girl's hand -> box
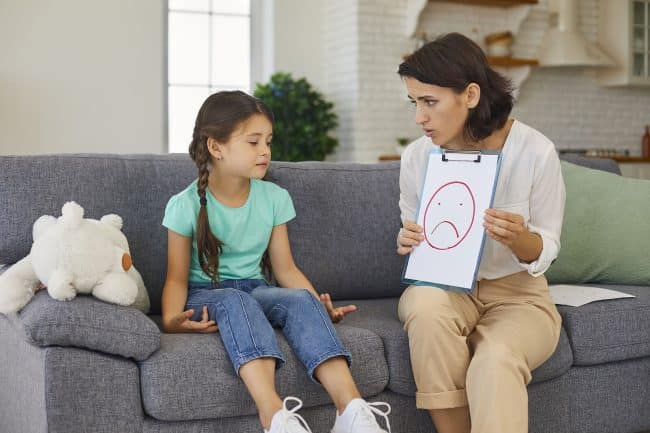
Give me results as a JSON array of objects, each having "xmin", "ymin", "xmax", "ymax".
[
  {"xmin": 397, "ymin": 220, "xmax": 424, "ymax": 255},
  {"xmin": 319, "ymin": 293, "xmax": 357, "ymax": 323},
  {"xmin": 483, "ymin": 209, "xmax": 526, "ymax": 248},
  {"xmin": 164, "ymin": 306, "xmax": 219, "ymax": 333}
]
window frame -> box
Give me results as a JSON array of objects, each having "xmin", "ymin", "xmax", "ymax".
[{"xmin": 164, "ymin": 0, "xmax": 272, "ymax": 153}]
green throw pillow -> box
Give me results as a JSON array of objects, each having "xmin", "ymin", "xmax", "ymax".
[{"xmin": 545, "ymin": 161, "xmax": 650, "ymax": 285}]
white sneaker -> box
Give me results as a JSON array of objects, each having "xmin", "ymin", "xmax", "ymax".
[
  {"xmin": 265, "ymin": 397, "xmax": 313, "ymax": 433},
  {"xmin": 330, "ymin": 398, "xmax": 392, "ymax": 433}
]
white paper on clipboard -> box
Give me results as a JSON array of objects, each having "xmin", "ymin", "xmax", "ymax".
[{"xmin": 402, "ymin": 149, "xmax": 502, "ymax": 292}]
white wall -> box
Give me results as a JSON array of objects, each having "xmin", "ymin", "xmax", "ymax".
[
  {"xmin": 323, "ymin": 0, "xmax": 360, "ymax": 161},
  {"xmin": 272, "ymin": 0, "xmax": 326, "ymax": 92},
  {"xmin": 321, "ymin": 0, "xmax": 650, "ymax": 162},
  {"xmin": 4, "ymin": 0, "xmax": 647, "ymax": 160},
  {"xmin": 419, "ymin": 0, "xmax": 650, "ymax": 156},
  {"xmin": 0, "ymin": 0, "xmax": 166, "ymax": 155},
  {"xmin": 512, "ymin": 0, "xmax": 650, "ymax": 155},
  {"xmin": 0, "ymin": 0, "xmax": 325, "ymax": 157}
]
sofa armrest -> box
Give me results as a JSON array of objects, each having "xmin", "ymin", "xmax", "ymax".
[
  {"xmin": 18, "ymin": 291, "xmax": 160, "ymax": 361},
  {"xmin": 1, "ymin": 314, "xmax": 145, "ymax": 433}
]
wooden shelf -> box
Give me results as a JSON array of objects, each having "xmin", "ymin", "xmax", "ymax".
[
  {"xmin": 429, "ymin": 0, "xmax": 538, "ymax": 6},
  {"xmin": 406, "ymin": 0, "xmax": 536, "ymax": 37},
  {"xmin": 487, "ymin": 56, "xmax": 538, "ymax": 67},
  {"xmin": 379, "ymin": 154, "xmax": 401, "ymax": 161},
  {"xmin": 404, "ymin": 0, "xmax": 540, "ymax": 95},
  {"xmin": 608, "ymin": 156, "xmax": 650, "ymax": 163}
]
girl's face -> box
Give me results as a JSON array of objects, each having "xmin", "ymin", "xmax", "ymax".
[
  {"xmin": 404, "ymin": 76, "xmax": 479, "ymax": 149},
  {"xmin": 209, "ymin": 114, "xmax": 273, "ymax": 179}
]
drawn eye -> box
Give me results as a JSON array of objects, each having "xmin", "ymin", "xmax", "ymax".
[
  {"xmin": 459, "ymin": 203, "xmax": 463, "ymax": 206},
  {"xmin": 437, "ymin": 202, "xmax": 441, "ymax": 205}
]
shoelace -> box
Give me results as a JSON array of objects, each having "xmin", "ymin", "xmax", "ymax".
[
  {"xmin": 354, "ymin": 401, "xmax": 392, "ymax": 433},
  {"xmin": 278, "ymin": 396, "xmax": 313, "ymax": 433}
]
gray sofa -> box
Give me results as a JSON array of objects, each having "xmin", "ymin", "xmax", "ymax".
[{"xmin": 0, "ymin": 154, "xmax": 648, "ymax": 433}]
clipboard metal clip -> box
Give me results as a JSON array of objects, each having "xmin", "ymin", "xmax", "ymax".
[{"xmin": 442, "ymin": 150, "xmax": 481, "ymax": 163}]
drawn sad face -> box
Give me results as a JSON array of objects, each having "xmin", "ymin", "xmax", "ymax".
[{"xmin": 423, "ymin": 181, "xmax": 476, "ymax": 250}]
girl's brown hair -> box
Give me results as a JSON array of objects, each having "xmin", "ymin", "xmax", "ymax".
[
  {"xmin": 398, "ymin": 32, "xmax": 514, "ymax": 142},
  {"xmin": 188, "ymin": 90, "xmax": 274, "ymax": 283}
]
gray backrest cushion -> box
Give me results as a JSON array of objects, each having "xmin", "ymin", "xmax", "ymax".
[
  {"xmin": 0, "ymin": 154, "xmax": 196, "ymax": 314},
  {"xmin": 0, "ymin": 154, "xmax": 620, "ymax": 311},
  {"xmin": 0, "ymin": 155, "xmax": 406, "ymax": 313},
  {"xmin": 267, "ymin": 161, "xmax": 406, "ymax": 300},
  {"xmin": 558, "ymin": 154, "xmax": 621, "ymax": 175}
]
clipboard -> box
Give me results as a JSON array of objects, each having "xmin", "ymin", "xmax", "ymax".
[{"xmin": 401, "ymin": 148, "xmax": 502, "ymax": 292}]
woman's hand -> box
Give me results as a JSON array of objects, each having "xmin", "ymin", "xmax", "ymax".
[
  {"xmin": 396, "ymin": 220, "xmax": 424, "ymax": 255},
  {"xmin": 483, "ymin": 208, "xmax": 526, "ymax": 248},
  {"xmin": 163, "ymin": 306, "xmax": 219, "ymax": 333},
  {"xmin": 484, "ymin": 208, "xmax": 543, "ymax": 263},
  {"xmin": 319, "ymin": 293, "xmax": 357, "ymax": 323}
]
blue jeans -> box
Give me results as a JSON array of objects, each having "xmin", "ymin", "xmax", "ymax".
[{"xmin": 185, "ymin": 279, "xmax": 352, "ymax": 383}]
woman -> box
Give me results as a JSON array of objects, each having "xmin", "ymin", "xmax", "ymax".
[{"xmin": 395, "ymin": 33, "xmax": 565, "ymax": 433}]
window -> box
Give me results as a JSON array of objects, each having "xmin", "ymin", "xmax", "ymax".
[{"xmin": 167, "ymin": 0, "xmax": 251, "ymax": 153}]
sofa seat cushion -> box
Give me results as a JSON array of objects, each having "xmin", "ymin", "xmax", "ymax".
[
  {"xmin": 557, "ymin": 285, "xmax": 650, "ymax": 365},
  {"xmin": 342, "ymin": 298, "xmax": 574, "ymax": 397},
  {"xmin": 18, "ymin": 291, "xmax": 160, "ymax": 361},
  {"xmin": 140, "ymin": 324, "xmax": 389, "ymax": 421}
]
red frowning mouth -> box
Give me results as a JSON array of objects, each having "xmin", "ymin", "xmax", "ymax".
[{"xmin": 430, "ymin": 220, "xmax": 460, "ymax": 238}]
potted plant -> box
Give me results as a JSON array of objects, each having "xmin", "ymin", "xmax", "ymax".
[
  {"xmin": 254, "ymin": 72, "xmax": 338, "ymax": 161},
  {"xmin": 396, "ymin": 137, "xmax": 411, "ymax": 155}
]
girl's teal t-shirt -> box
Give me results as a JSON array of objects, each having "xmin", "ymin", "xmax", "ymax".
[{"xmin": 162, "ymin": 179, "xmax": 296, "ymax": 283}]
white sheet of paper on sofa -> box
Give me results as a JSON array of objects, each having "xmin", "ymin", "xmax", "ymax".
[
  {"xmin": 403, "ymin": 150, "xmax": 501, "ymax": 292},
  {"xmin": 549, "ymin": 285, "xmax": 635, "ymax": 307}
]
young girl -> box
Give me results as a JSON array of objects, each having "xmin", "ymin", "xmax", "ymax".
[
  {"xmin": 161, "ymin": 91, "xmax": 391, "ymax": 433},
  {"xmin": 395, "ymin": 34, "xmax": 565, "ymax": 433}
]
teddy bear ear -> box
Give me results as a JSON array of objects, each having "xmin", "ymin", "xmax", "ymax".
[
  {"xmin": 59, "ymin": 201, "xmax": 84, "ymax": 229},
  {"xmin": 33, "ymin": 215, "xmax": 57, "ymax": 240},
  {"xmin": 100, "ymin": 214, "xmax": 123, "ymax": 231}
]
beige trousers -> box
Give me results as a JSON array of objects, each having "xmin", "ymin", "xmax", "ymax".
[{"xmin": 397, "ymin": 271, "xmax": 562, "ymax": 433}]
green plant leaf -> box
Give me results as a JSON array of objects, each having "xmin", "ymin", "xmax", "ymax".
[{"xmin": 254, "ymin": 72, "xmax": 339, "ymax": 161}]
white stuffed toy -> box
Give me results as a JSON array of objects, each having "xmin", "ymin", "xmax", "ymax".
[{"xmin": 0, "ymin": 201, "xmax": 150, "ymax": 314}]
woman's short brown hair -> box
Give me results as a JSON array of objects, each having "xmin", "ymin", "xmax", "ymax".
[{"xmin": 398, "ymin": 32, "xmax": 514, "ymax": 142}]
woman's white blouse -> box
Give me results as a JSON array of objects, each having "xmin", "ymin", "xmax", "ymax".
[{"xmin": 399, "ymin": 120, "xmax": 566, "ymax": 279}]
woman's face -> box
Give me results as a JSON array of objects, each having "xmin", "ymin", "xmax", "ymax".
[{"xmin": 404, "ymin": 76, "xmax": 476, "ymax": 149}]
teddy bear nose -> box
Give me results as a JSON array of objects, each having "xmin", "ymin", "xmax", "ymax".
[{"xmin": 122, "ymin": 253, "xmax": 132, "ymax": 271}]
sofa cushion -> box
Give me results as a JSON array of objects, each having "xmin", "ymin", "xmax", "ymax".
[
  {"xmin": 546, "ymin": 161, "xmax": 650, "ymax": 285},
  {"xmin": 558, "ymin": 154, "xmax": 621, "ymax": 175},
  {"xmin": 0, "ymin": 156, "xmax": 408, "ymax": 310},
  {"xmin": 341, "ymin": 297, "xmax": 573, "ymax": 397},
  {"xmin": 266, "ymin": 162, "xmax": 407, "ymax": 300},
  {"xmin": 18, "ymin": 291, "xmax": 160, "ymax": 361},
  {"xmin": 339, "ymin": 298, "xmax": 414, "ymax": 395},
  {"xmin": 140, "ymin": 324, "xmax": 389, "ymax": 421},
  {"xmin": 557, "ymin": 285, "xmax": 650, "ymax": 365},
  {"xmin": 0, "ymin": 154, "xmax": 197, "ymax": 315}
]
